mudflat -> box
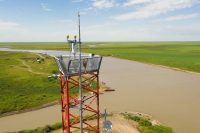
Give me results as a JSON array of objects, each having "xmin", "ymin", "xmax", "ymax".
[{"xmin": 0, "ymin": 57, "xmax": 200, "ymax": 133}]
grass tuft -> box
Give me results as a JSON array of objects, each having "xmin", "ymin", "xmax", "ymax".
[{"xmin": 122, "ymin": 113, "xmax": 173, "ymax": 133}]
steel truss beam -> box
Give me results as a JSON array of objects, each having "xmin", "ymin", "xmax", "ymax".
[{"xmin": 59, "ymin": 72, "xmax": 100, "ymax": 133}]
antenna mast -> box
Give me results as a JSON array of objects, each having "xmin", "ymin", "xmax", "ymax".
[
  {"xmin": 78, "ymin": 11, "xmax": 83, "ymax": 133},
  {"xmin": 78, "ymin": 12, "xmax": 81, "ymax": 45}
]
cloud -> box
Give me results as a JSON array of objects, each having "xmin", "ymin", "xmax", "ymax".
[
  {"xmin": 79, "ymin": 0, "xmax": 115, "ymax": 14},
  {"xmin": 0, "ymin": 20, "xmax": 30, "ymax": 42},
  {"xmin": 1, "ymin": 20, "xmax": 199, "ymax": 41},
  {"xmin": 164, "ymin": 13, "xmax": 199, "ymax": 21},
  {"xmin": 72, "ymin": 0, "xmax": 83, "ymax": 2},
  {"xmin": 123, "ymin": 0, "xmax": 151, "ymax": 7},
  {"xmin": 91, "ymin": 0, "xmax": 114, "ymax": 9},
  {"xmin": 82, "ymin": 20, "xmax": 200, "ymax": 41},
  {"xmin": 114, "ymin": 0, "xmax": 199, "ymax": 21},
  {"xmin": 41, "ymin": 3, "xmax": 52, "ymax": 12},
  {"xmin": 0, "ymin": 21, "xmax": 20, "ymax": 30}
]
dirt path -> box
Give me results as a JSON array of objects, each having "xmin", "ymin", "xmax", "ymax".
[
  {"xmin": 1, "ymin": 57, "xmax": 200, "ymax": 133},
  {"xmin": 19, "ymin": 59, "xmax": 49, "ymax": 75},
  {"xmin": 36, "ymin": 53, "xmax": 45, "ymax": 59}
]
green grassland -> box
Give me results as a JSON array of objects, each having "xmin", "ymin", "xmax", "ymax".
[
  {"xmin": 0, "ymin": 42, "xmax": 68, "ymax": 50},
  {"xmin": 84, "ymin": 42, "xmax": 200, "ymax": 73},
  {"xmin": 122, "ymin": 113, "xmax": 173, "ymax": 133},
  {"xmin": 1, "ymin": 42, "xmax": 200, "ymax": 73},
  {"xmin": 0, "ymin": 50, "xmax": 97, "ymax": 114},
  {"xmin": 0, "ymin": 51, "xmax": 59, "ymax": 114}
]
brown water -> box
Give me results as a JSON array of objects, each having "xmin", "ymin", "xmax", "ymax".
[
  {"xmin": 100, "ymin": 57, "xmax": 200, "ymax": 133},
  {"xmin": 0, "ymin": 53, "xmax": 200, "ymax": 133}
]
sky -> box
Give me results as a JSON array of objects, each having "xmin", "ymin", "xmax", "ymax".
[{"xmin": 0, "ymin": 0, "xmax": 200, "ymax": 42}]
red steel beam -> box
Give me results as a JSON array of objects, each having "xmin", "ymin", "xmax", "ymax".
[{"xmin": 59, "ymin": 72, "xmax": 100, "ymax": 133}]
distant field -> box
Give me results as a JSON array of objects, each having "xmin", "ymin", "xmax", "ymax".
[
  {"xmin": 1, "ymin": 42, "xmax": 200, "ymax": 73},
  {"xmin": 0, "ymin": 51, "xmax": 59, "ymax": 114},
  {"xmin": 84, "ymin": 42, "xmax": 200, "ymax": 73}
]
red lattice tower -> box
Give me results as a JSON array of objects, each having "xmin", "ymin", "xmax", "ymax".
[{"xmin": 55, "ymin": 56, "xmax": 102, "ymax": 133}]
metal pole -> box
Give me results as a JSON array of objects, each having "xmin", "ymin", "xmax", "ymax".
[
  {"xmin": 78, "ymin": 12, "xmax": 83, "ymax": 133},
  {"xmin": 104, "ymin": 108, "xmax": 107, "ymax": 133},
  {"xmin": 104, "ymin": 108, "xmax": 107, "ymax": 121},
  {"xmin": 97, "ymin": 75, "xmax": 100, "ymax": 133}
]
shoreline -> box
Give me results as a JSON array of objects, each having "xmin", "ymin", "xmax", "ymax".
[
  {"xmin": 0, "ymin": 81, "xmax": 110, "ymax": 118},
  {"xmin": 110, "ymin": 56, "xmax": 200, "ymax": 76},
  {"xmin": 9, "ymin": 112, "xmax": 172, "ymax": 133},
  {"xmin": 0, "ymin": 101, "xmax": 59, "ymax": 118}
]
